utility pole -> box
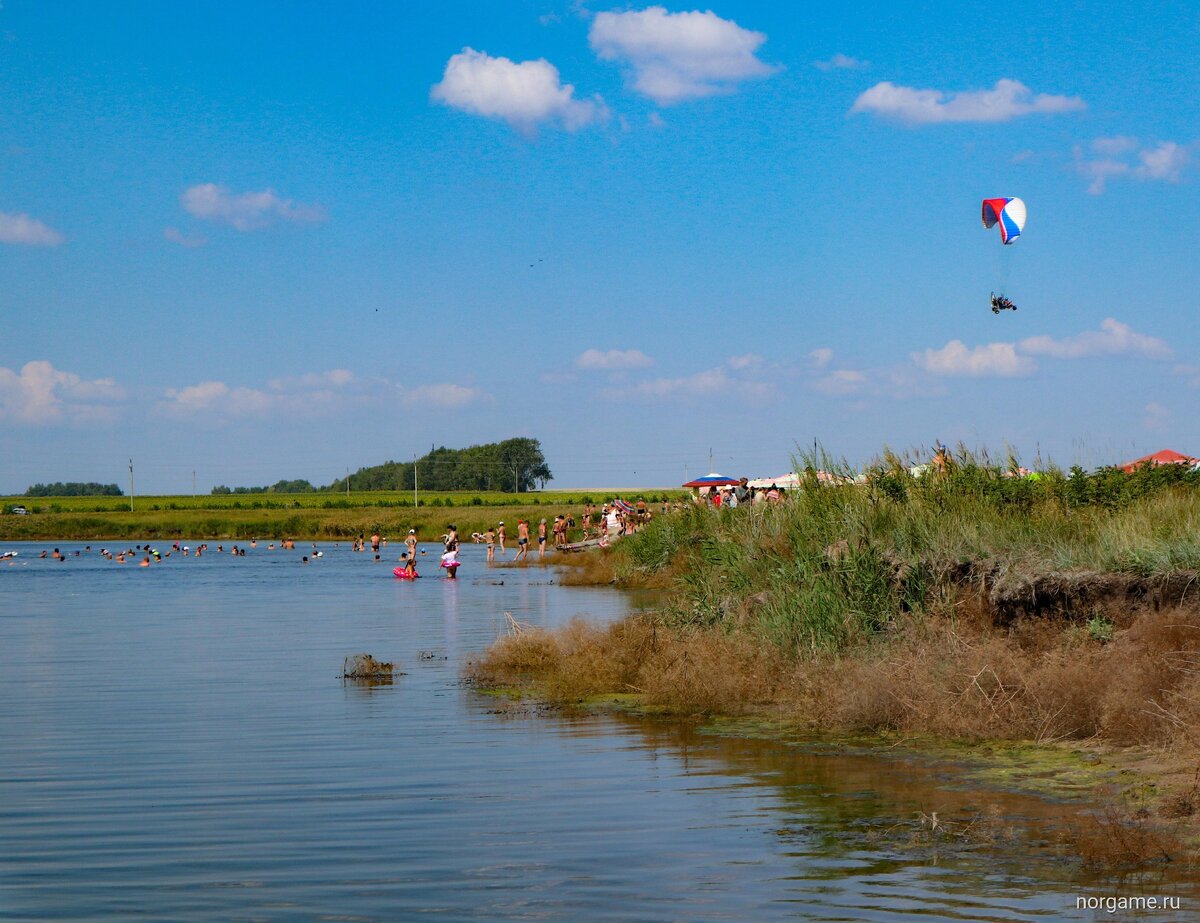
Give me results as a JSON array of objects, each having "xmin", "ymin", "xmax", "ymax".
[
  {"xmin": 413, "ymin": 453, "xmax": 418, "ymax": 508},
  {"xmin": 128, "ymin": 459, "xmax": 134, "ymax": 512},
  {"xmin": 345, "ymin": 467, "xmax": 350, "ymax": 497},
  {"xmin": 708, "ymin": 447, "xmax": 713, "ymax": 473}
]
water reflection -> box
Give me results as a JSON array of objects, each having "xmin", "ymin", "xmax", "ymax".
[{"xmin": 1, "ymin": 540, "xmax": 1197, "ymax": 921}]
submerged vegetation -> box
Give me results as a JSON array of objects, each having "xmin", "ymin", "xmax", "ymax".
[{"xmin": 473, "ymin": 448, "xmax": 1200, "ymax": 862}]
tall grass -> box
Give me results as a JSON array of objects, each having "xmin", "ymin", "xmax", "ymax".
[{"xmin": 581, "ymin": 449, "xmax": 1200, "ymax": 653}]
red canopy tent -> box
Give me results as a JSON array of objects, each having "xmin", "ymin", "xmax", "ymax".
[{"xmin": 1118, "ymin": 449, "xmax": 1198, "ymax": 473}]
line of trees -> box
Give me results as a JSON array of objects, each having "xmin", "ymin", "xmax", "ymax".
[
  {"xmin": 211, "ymin": 479, "xmax": 316, "ymax": 495},
  {"xmin": 327, "ymin": 438, "xmax": 552, "ymax": 493},
  {"xmin": 25, "ymin": 482, "xmax": 123, "ymax": 497}
]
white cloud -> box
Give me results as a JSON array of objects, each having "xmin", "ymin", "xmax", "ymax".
[
  {"xmin": 0, "ymin": 360, "xmax": 125, "ymax": 424},
  {"xmin": 1143, "ymin": 402, "xmax": 1169, "ymax": 433},
  {"xmin": 267, "ymin": 369, "xmax": 357, "ymax": 391},
  {"xmin": 180, "ymin": 183, "xmax": 326, "ymax": 231},
  {"xmin": 163, "ymin": 226, "xmax": 207, "ymax": 248},
  {"xmin": 1174, "ymin": 363, "xmax": 1200, "ymax": 388},
  {"xmin": 159, "ymin": 381, "xmax": 274, "ymax": 417},
  {"xmin": 726, "ymin": 353, "xmax": 763, "ymax": 370},
  {"xmin": 159, "ymin": 370, "xmax": 487, "ymax": 419},
  {"xmin": 807, "ymin": 347, "xmax": 833, "ymax": 369},
  {"xmin": 813, "ymin": 53, "xmax": 868, "ymax": 71},
  {"xmin": 431, "ymin": 47, "xmax": 606, "ymax": 132},
  {"xmin": 0, "ymin": 210, "xmax": 64, "ymax": 246},
  {"xmin": 1092, "ymin": 135, "xmax": 1138, "ymax": 156},
  {"xmin": 812, "ymin": 369, "xmax": 867, "ymax": 395},
  {"xmin": 1074, "ymin": 137, "xmax": 1192, "ymax": 194},
  {"xmin": 576, "ymin": 348, "xmax": 654, "ymax": 370},
  {"xmin": 589, "ymin": 6, "xmax": 776, "ymax": 105},
  {"xmin": 1136, "ymin": 141, "xmax": 1190, "ymax": 182},
  {"xmin": 402, "ymin": 383, "xmax": 488, "ymax": 408},
  {"xmin": 851, "ymin": 78, "xmax": 1084, "ymax": 125},
  {"xmin": 1019, "ymin": 318, "xmax": 1171, "ymax": 360},
  {"xmin": 607, "ymin": 366, "xmax": 773, "ymax": 401},
  {"xmin": 913, "ymin": 340, "xmax": 1036, "ymax": 377}
]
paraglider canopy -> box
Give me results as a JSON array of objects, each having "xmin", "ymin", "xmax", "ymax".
[{"xmin": 982, "ymin": 197, "xmax": 1026, "ymax": 244}]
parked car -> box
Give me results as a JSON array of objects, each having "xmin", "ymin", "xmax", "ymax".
[{"xmin": 9, "ymin": 506, "xmax": 28, "ymax": 515}]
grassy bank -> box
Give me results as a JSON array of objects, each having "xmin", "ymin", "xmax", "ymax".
[
  {"xmin": 0, "ymin": 489, "xmax": 681, "ymax": 541},
  {"xmin": 471, "ymin": 451, "xmax": 1200, "ymax": 864}
]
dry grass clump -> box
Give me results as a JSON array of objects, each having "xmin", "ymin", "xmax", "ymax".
[
  {"xmin": 343, "ymin": 653, "xmax": 394, "ymax": 678},
  {"xmin": 801, "ymin": 606, "xmax": 1200, "ymax": 747},
  {"xmin": 554, "ymin": 551, "xmax": 620, "ymax": 586},
  {"xmin": 1072, "ymin": 804, "xmax": 1183, "ymax": 871},
  {"xmin": 470, "ymin": 615, "xmax": 787, "ymax": 714},
  {"xmin": 475, "ymin": 605, "xmax": 1200, "ymax": 750}
]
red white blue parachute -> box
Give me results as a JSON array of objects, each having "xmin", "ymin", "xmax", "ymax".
[{"xmin": 981, "ymin": 197, "xmax": 1026, "ymax": 244}]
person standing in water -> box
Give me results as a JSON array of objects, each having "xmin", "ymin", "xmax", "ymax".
[
  {"xmin": 516, "ymin": 519, "xmax": 529, "ymax": 561},
  {"xmin": 442, "ymin": 524, "xmax": 460, "ymax": 578},
  {"xmin": 537, "ymin": 519, "xmax": 548, "ymax": 559},
  {"xmin": 405, "ymin": 528, "xmax": 418, "ymax": 565},
  {"xmin": 485, "ymin": 526, "xmax": 496, "ymax": 563},
  {"xmin": 496, "ymin": 521, "xmax": 507, "ymax": 557}
]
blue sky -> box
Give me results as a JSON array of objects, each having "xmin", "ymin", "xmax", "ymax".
[{"xmin": 2, "ymin": 1, "xmax": 1197, "ymax": 492}]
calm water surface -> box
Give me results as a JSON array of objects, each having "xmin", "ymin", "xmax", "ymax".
[{"xmin": 2, "ymin": 541, "xmax": 1197, "ymax": 921}]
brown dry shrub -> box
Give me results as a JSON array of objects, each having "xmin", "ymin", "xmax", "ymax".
[
  {"xmin": 636, "ymin": 629, "xmax": 787, "ymax": 714},
  {"xmin": 470, "ymin": 629, "xmax": 561, "ymax": 683},
  {"xmin": 1073, "ymin": 804, "xmax": 1182, "ymax": 871},
  {"xmin": 555, "ymin": 550, "xmax": 620, "ymax": 586},
  {"xmin": 473, "ymin": 603, "xmax": 1200, "ymax": 750},
  {"xmin": 1099, "ymin": 608, "xmax": 1200, "ymax": 746}
]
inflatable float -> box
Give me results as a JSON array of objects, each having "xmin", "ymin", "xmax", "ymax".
[{"xmin": 393, "ymin": 566, "xmax": 420, "ymax": 579}]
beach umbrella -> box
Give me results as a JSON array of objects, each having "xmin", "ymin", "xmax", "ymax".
[{"xmin": 682, "ymin": 473, "xmax": 739, "ymax": 488}]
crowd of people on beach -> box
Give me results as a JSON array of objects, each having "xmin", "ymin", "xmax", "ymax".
[
  {"xmin": 695, "ymin": 477, "xmax": 790, "ymax": 509},
  {"xmin": 9, "ymin": 486, "xmax": 785, "ymax": 576}
]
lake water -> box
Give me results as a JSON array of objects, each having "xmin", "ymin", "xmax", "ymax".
[{"xmin": 2, "ymin": 541, "xmax": 1197, "ymax": 921}]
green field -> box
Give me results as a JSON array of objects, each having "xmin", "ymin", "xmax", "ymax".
[{"xmin": 0, "ymin": 490, "xmax": 682, "ymax": 541}]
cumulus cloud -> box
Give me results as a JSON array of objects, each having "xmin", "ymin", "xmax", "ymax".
[
  {"xmin": 159, "ymin": 369, "xmax": 491, "ymax": 420},
  {"xmin": 851, "ymin": 78, "xmax": 1084, "ymax": 125},
  {"xmin": 807, "ymin": 347, "xmax": 833, "ymax": 369},
  {"xmin": 589, "ymin": 6, "xmax": 776, "ymax": 104},
  {"xmin": 431, "ymin": 47, "xmax": 606, "ymax": 132},
  {"xmin": 1136, "ymin": 141, "xmax": 1190, "ymax": 181},
  {"xmin": 0, "ymin": 210, "xmax": 64, "ymax": 246},
  {"xmin": 402, "ymin": 383, "xmax": 489, "ymax": 408},
  {"xmin": 1019, "ymin": 318, "xmax": 1171, "ymax": 360},
  {"xmin": 267, "ymin": 369, "xmax": 356, "ymax": 391},
  {"xmin": 1174, "ymin": 364, "xmax": 1200, "ymax": 388},
  {"xmin": 913, "ymin": 340, "xmax": 1036, "ymax": 377},
  {"xmin": 0, "ymin": 360, "xmax": 125, "ymax": 424},
  {"xmin": 606, "ymin": 366, "xmax": 773, "ymax": 401},
  {"xmin": 159, "ymin": 369, "xmax": 368, "ymax": 419},
  {"xmin": 1074, "ymin": 137, "xmax": 1192, "ymax": 194},
  {"xmin": 576, "ymin": 348, "xmax": 654, "ymax": 371},
  {"xmin": 163, "ymin": 226, "xmax": 207, "ymax": 248},
  {"xmin": 813, "ymin": 53, "xmax": 868, "ymax": 71},
  {"xmin": 812, "ymin": 368, "xmax": 868, "ymax": 395},
  {"xmin": 180, "ymin": 183, "xmax": 326, "ymax": 231},
  {"xmin": 726, "ymin": 353, "xmax": 763, "ymax": 370},
  {"xmin": 159, "ymin": 381, "xmax": 272, "ymax": 417}
]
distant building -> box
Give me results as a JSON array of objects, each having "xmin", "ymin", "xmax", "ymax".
[{"xmin": 1118, "ymin": 449, "xmax": 1198, "ymax": 473}]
